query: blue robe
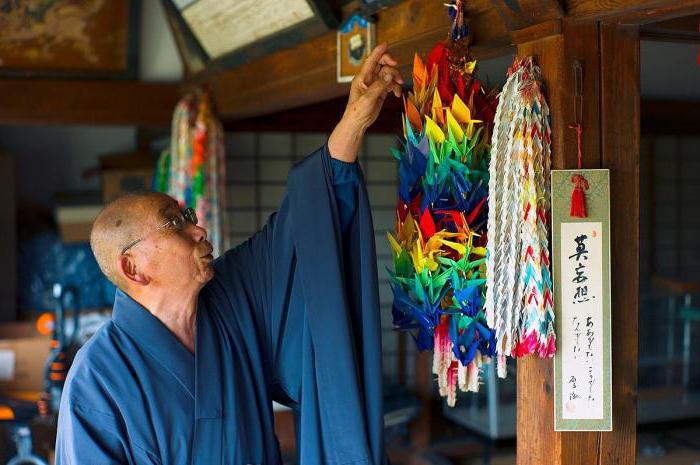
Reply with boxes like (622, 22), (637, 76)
(56, 146), (386, 465)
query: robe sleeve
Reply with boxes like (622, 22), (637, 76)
(215, 144), (385, 465)
(56, 360), (162, 465)
(330, 157), (359, 233)
(215, 144), (359, 362)
(56, 401), (161, 465)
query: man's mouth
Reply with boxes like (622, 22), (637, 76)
(200, 244), (214, 259)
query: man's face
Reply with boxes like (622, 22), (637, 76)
(128, 196), (214, 292)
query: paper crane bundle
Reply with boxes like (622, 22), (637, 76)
(157, 92), (226, 256)
(387, 42), (498, 406)
(485, 57), (555, 379)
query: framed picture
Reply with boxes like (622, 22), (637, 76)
(336, 12), (376, 83)
(0, 0), (140, 79)
(161, 0), (338, 74)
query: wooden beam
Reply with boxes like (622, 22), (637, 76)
(643, 99), (700, 120)
(642, 99), (700, 134)
(0, 152), (16, 322)
(567, 0), (700, 25)
(206, 0), (700, 122)
(223, 94), (403, 133)
(511, 19), (563, 44)
(516, 20), (601, 465)
(209, 0), (511, 121)
(489, 0), (563, 32)
(516, 19), (639, 465)
(1, 0), (691, 128)
(598, 23), (639, 465)
(409, 351), (435, 449)
(0, 79), (182, 127)
(641, 14), (700, 42)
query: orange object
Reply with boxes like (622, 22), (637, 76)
(36, 312), (55, 336)
(403, 95), (423, 133)
(51, 362), (66, 371)
(0, 405), (15, 420)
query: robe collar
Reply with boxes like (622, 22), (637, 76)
(193, 294), (223, 420)
(111, 289), (195, 398)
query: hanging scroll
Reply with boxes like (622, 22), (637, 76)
(553, 169), (612, 431)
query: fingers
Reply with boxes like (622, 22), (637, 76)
(356, 43), (388, 87)
(378, 53), (398, 67)
(378, 65), (404, 85)
(378, 65), (404, 97)
(370, 54), (398, 84)
(365, 79), (390, 104)
(352, 43), (403, 99)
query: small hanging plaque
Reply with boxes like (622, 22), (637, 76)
(336, 12), (375, 83)
(552, 168), (612, 431)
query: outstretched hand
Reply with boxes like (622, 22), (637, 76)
(345, 42), (404, 131)
(328, 43), (404, 162)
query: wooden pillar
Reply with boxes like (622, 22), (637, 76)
(515, 20), (639, 465)
(598, 23), (640, 464)
(410, 351), (435, 448)
(0, 152), (16, 322)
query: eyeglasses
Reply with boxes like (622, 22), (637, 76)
(120, 207), (198, 255)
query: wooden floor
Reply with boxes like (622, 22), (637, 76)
(427, 424), (700, 465)
(462, 451), (700, 465)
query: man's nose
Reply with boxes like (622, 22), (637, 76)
(192, 224), (208, 242)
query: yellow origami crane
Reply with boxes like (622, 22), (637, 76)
(451, 94), (482, 139)
(410, 226), (472, 273)
(387, 213), (418, 257)
(425, 116), (445, 144)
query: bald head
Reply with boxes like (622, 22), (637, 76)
(90, 191), (177, 290)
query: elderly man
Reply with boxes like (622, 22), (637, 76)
(56, 44), (403, 465)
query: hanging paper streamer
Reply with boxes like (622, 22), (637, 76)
(387, 38), (498, 405)
(446, 0), (468, 42)
(485, 57), (555, 379)
(157, 91), (226, 256)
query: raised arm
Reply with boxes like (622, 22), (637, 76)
(328, 42), (404, 163)
(212, 44), (402, 465)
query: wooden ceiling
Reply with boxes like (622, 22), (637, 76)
(207, 0), (700, 122)
(1, 0), (699, 127)
(641, 14), (700, 42)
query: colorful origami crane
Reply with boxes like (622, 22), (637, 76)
(387, 41), (498, 406)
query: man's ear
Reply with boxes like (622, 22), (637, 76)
(119, 254), (151, 286)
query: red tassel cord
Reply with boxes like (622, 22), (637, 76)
(568, 122), (590, 218)
(570, 174), (589, 218)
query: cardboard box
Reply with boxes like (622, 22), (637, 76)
(98, 150), (157, 203)
(55, 204), (103, 243)
(53, 191), (103, 243)
(101, 168), (154, 203)
(0, 322), (51, 395)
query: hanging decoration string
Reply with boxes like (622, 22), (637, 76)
(386, 0), (500, 406)
(486, 56), (555, 378)
(156, 89), (226, 255)
(568, 61), (589, 218)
